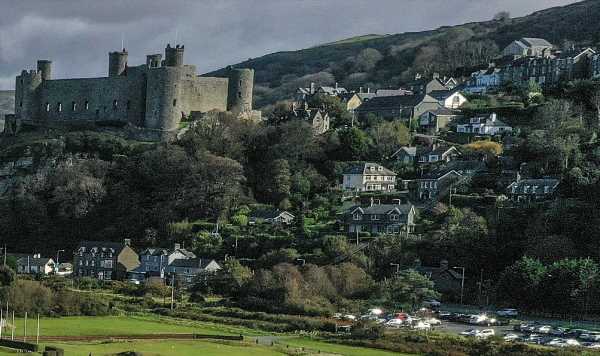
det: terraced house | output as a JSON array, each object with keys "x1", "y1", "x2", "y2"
[{"x1": 74, "y1": 239, "x2": 140, "y2": 280}]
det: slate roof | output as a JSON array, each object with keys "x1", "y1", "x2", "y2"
[
  {"x1": 416, "y1": 265, "x2": 463, "y2": 280},
  {"x1": 507, "y1": 178, "x2": 559, "y2": 195},
  {"x1": 318, "y1": 86, "x2": 348, "y2": 95},
  {"x1": 139, "y1": 248, "x2": 169, "y2": 256},
  {"x1": 169, "y1": 258, "x2": 218, "y2": 269},
  {"x1": 376, "y1": 89, "x2": 413, "y2": 97},
  {"x1": 420, "y1": 145, "x2": 461, "y2": 157},
  {"x1": 345, "y1": 203, "x2": 415, "y2": 224},
  {"x1": 17, "y1": 257, "x2": 53, "y2": 267},
  {"x1": 421, "y1": 160, "x2": 485, "y2": 179},
  {"x1": 77, "y1": 240, "x2": 127, "y2": 254},
  {"x1": 421, "y1": 106, "x2": 457, "y2": 116},
  {"x1": 391, "y1": 146, "x2": 417, "y2": 159},
  {"x1": 520, "y1": 38, "x2": 553, "y2": 48},
  {"x1": 355, "y1": 94, "x2": 426, "y2": 111},
  {"x1": 344, "y1": 162, "x2": 396, "y2": 176},
  {"x1": 251, "y1": 209, "x2": 294, "y2": 220}
]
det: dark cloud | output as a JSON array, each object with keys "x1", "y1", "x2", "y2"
[{"x1": 0, "y1": 0, "x2": 579, "y2": 89}]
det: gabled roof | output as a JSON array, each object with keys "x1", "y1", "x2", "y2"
[
  {"x1": 346, "y1": 203, "x2": 415, "y2": 223},
  {"x1": 520, "y1": 38, "x2": 553, "y2": 48},
  {"x1": 344, "y1": 162, "x2": 396, "y2": 176},
  {"x1": 77, "y1": 240, "x2": 127, "y2": 254},
  {"x1": 318, "y1": 86, "x2": 348, "y2": 95},
  {"x1": 420, "y1": 145, "x2": 461, "y2": 157},
  {"x1": 391, "y1": 146, "x2": 417, "y2": 158},
  {"x1": 251, "y1": 209, "x2": 294, "y2": 220},
  {"x1": 376, "y1": 89, "x2": 413, "y2": 97},
  {"x1": 169, "y1": 257, "x2": 220, "y2": 269},
  {"x1": 17, "y1": 257, "x2": 53, "y2": 267},
  {"x1": 420, "y1": 160, "x2": 485, "y2": 180},
  {"x1": 421, "y1": 106, "x2": 457, "y2": 117}
]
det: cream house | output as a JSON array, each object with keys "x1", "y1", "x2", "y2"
[{"x1": 342, "y1": 162, "x2": 397, "y2": 192}]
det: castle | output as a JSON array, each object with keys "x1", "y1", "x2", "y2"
[{"x1": 13, "y1": 44, "x2": 257, "y2": 140}]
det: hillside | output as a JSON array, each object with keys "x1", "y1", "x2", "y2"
[{"x1": 207, "y1": 0, "x2": 600, "y2": 108}]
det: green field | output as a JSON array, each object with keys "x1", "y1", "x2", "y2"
[
  {"x1": 8, "y1": 315, "x2": 264, "y2": 338},
  {"x1": 0, "y1": 316, "x2": 412, "y2": 355}
]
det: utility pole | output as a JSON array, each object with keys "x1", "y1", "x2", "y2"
[
  {"x1": 36, "y1": 314, "x2": 39, "y2": 345},
  {"x1": 453, "y1": 266, "x2": 465, "y2": 305},
  {"x1": 170, "y1": 274, "x2": 175, "y2": 311},
  {"x1": 11, "y1": 311, "x2": 14, "y2": 340},
  {"x1": 23, "y1": 312, "x2": 27, "y2": 343}
]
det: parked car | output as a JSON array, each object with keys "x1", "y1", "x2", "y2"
[
  {"x1": 537, "y1": 325, "x2": 552, "y2": 334},
  {"x1": 343, "y1": 314, "x2": 356, "y2": 321},
  {"x1": 460, "y1": 329, "x2": 479, "y2": 336},
  {"x1": 503, "y1": 333, "x2": 520, "y2": 342},
  {"x1": 385, "y1": 319, "x2": 404, "y2": 329},
  {"x1": 496, "y1": 308, "x2": 519, "y2": 317},
  {"x1": 550, "y1": 327, "x2": 567, "y2": 337},
  {"x1": 438, "y1": 311, "x2": 453, "y2": 320},
  {"x1": 587, "y1": 343, "x2": 600, "y2": 349},
  {"x1": 580, "y1": 333, "x2": 600, "y2": 342},
  {"x1": 413, "y1": 321, "x2": 431, "y2": 330},
  {"x1": 423, "y1": 300, "x2": 441, "y2": 309},
  {"x1": 476, "y1": 329, "x2": 495, "y2": 339},
  {"x1": 425, "y1": 317, "x2": 442, "y2": 326}
]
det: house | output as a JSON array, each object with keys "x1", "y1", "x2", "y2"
[
  {"x1": 427, "y1": 89, "x2": 468, "y2": 109},
  {"x1": 342, "y1": 92, "x2": 376, "y2": 112},
  {"x1": 465, "y1": 67, "x2": 502, "y2": 94},
  {"x1": 415, "y1": 260, "x2": 463, "y2": 296},
  {"x1": 342, "y1": 162, "x2": 397, "y2": 192},
  {"x1": 316, "y1": 84, "x2": 348, "y2": 96},
  {"x1": 391, "y1": 146, "x2": 417, "y2": 164},
  {"x1": 342, "y1": 201, "x2": 416, "y2": 235},
  {"x1": 354, "y1": 94, "x2": 441, "y2": 121},
  {"x1": 165, "y1": 258, "x2": 221, "y2": 284},
  {"x1": 131, "y1": 243, "x2": 198, "y2": 281},
  {"x1": 418, "y1": 107, "x2": 462, "y2": 134},
  {"x1": 16, "y1": 255, "x2": 55, "y2": 275},
  {"x1": 73, "y1": 239, "x2": 140, "y2": 281},
  {"x1": 416, "y1": 145, "x2": 461, "y2": 164},
  {"x1": 375, "y1": 88, "x2": 413, "y2": 97},
  {"x1": 249, "y1": 209, "x2": 295, "y2": 225},
  {"x1": 502, "y1": 38, "x2": 553, "y2": 57},
  {"x1": 412, "y1": 161, "x2": 485, "y2": 201},
  {"x1": 291, "y1": 104, "x2": 330, "y2": 135},
  {"x1": 456, "y1": 113, "x2": 512, "y2": 135},
  {"x1": 507, "y1": 178, "x2": 559, "y2": 203}
]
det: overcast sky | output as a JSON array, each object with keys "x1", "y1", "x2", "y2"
[{"x1": 0, "y1": 0, "x2": 580, "y2": 90}]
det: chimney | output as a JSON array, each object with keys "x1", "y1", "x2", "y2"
[
  {"x1": 367, "y1": 87, "x2": 371, "y2": 93},
  {"x1": 174, "y1": 243, "x2": 181, "y2": 250},
  {"x1": 370, "y1": 197, "x2": 374, "y2": 207},
  {"x1": 490, "y1": 113, "x2": 497, "y2": 122},
  {"x1": 440, "y1": 260, "x2": 449, "y2": 270},
  {"x1": 335, "y1": 82, "x2": 338, "y2": 90},
  {"x1": 359, "y1": 86, "x2": 363, "y2": 93},
  {"x1": 123, "y1": 239, "x2": 131, "y2": 247},
  {"x1": 34, "y1": 253, "x2": 41, "y2": 258},
  {"x1": 310, "y1": 82, "x2": 315, "y2": 94},
  {"x1": 433, "y1": 72, "x2": 440, "y2": 79}
]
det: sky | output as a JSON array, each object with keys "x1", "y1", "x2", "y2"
[{"x1": 0, "y1": 0, "x2": 580, "y2": 90}]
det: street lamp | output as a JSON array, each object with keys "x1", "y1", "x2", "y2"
[
  {"x1": 453, "y1": 266, "x2": 465, "y2": 305},
  {"x1": 56, "y1": 250, "x2": 65, "y2": 274},
  {"x1": 390, "y1": 263, "x2": 400, "y2": 274}
]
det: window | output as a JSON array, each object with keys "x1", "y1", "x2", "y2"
[
  {"x1": 91, "y1": 260, "x2": 95, "y2": 267},
  {"x1": 172, "y1": 99, "x2": 177, "y2": 107},
  {"x1": 84, "y1": 101, "x2": 89, "y2": 110},
  {"x1": 19, "y1": 101, "x2": 22, "y2": 107},
  {"x1": 371, "y1": 214, "x2": 380, "y2": 221},
  {"x1": 72, "y1": 102, "x2": 77, "y2": 111},
  {"x1": 238, "y1": 91, "x2": 242, "y2": 98},
  {"x1": 353, "y1": 213, "x2": 362, "y2": 221},
  {"x1": 57, "y1": 102, "x2": 62, "y2": 112},
  {"x1": 113, "y1": 100, "x2": 118, "y2": 109},
  {"x1": 45, "y1": 103, "x2": 50, "y2": 112},
  {"x1": 390, "y1": 214, "x2": 399, "y2": 221},
  {"x1": 126, "y1": 100, "x2": 131, "y2": 110},
  {"x1": 544, "y1": 186, "x2": 550, "y2": 194}
]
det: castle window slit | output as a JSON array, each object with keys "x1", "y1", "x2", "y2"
[
  {"x1": 72, "y1": 102, "x2": 77, "y2": 111},
  {"x1": 57, "y1": 102, "x2": 62, "y2": 112},
  {"x1": 45, "y1": 103, "x2": 50, "y2": 112},
  {"x1": 113, "y1": 100, "x2": 118, "y2": 110},
  {"x1": 126, "y1": 100, "x2": 131, "y2": 110},
  {"x1": 84, "y1": 101, "x2": 89, "y2": 110},
  {"x1": 172, "y1": 99, "x2": 177, "y2": 107}
]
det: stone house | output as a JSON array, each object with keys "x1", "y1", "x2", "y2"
[
  {"x1": 418, "y1": 107, "x2": 462, "y2": 134},
  {"x1": 341, "y1": 201, "x2": 416, "y2": 235},
  {"x1": 342, "y1": 92, "x2": 376, "y2": 113},
  {"x1": 391, "y1": 146, "x2": 417, "y2": 164},
  {"x1": 502, "y1": 38, "x2": 553, "y2": 57},
  {"x1": 507, "y1": 178, "x2": 560, "y2": 203},
  {"x1": 456, "y1": 113, "x2": 512, "y2": 135},
  {"x1": 411, "y1": 160, "x2": 485, "y2": 201},
  {"x1": 74, "y1": 239, "x2": 140, "y2": 280},
  {"x1": 16, "y1": 255, "x2": 55, "y2": 275},
  {"x1": 165, "y1": 258, "x2": 221, "y2": 284},
  {"x1": 342, "y1": 162, "x2": 397, "y2": 192}
]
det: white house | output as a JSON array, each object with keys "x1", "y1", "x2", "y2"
[
  {"x1": 502, "y1": 38, "x2": 553, "y2": 57},
  {"x1": 343, "y1": 162, "x2": 397, "y2": 192},
  {"x1": 456, "y1": 113, "x2": 512, "y2": 135},
  {"x1": 428, "y1": 90, "x2": 468, "y2": 109},
  {"x1": 16, "y1": 255, "x2": 55, "y2": 275}
]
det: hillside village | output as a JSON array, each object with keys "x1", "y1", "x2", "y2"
[{"x1": 3, "y1": 2, "x2": 600, "y2": 354}]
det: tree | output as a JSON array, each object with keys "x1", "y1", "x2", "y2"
[
  {"x1": 369, "y1": 121, "x2": 410, "y2": 158},
  {"x1": 381, "y1": 269, "x2": 439, "y2": 311},
  {"x1": 336, "y1": 127, "x2": 371, "y2": 161},
  {"x1": 209, "y1": 259, "x2": 253, "y2": 297},
  {"x1": 0, "y1": 266, "x2": 16, "y2": 287},
  {"x1": 493, "y1": 11, "x2": 510, "y2": 22},
  {"x1": 497, "y1": 257, "x2": 546, "y2": 310}
]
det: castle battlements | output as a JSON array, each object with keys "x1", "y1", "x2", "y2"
[{"x1": 14, "y1": 44, "x2": 256, "y2": 141}]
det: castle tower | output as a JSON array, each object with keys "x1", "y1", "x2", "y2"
[
  {"x1": 164, "y1": 44, "x2": 184, "y2": 67},
  {"x1": 226, "y1": 66, "x2": 254, "y2": 113},
  {"x1": 146, "y1": 54, "x2": 162, "y2": 68},
  {"x1": 15, "y1": 69, "x2": 42, "y2": 122},
  {"x1": 37, "y1": 60, "x2": 52, "y2": 81},
  {"x1": 108, "y1": 49, "x2": 128, "y2": 76}
]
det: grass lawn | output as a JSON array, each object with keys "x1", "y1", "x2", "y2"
[
  {"x1": 0, "y1": 340, "x2": 286, "y2": 356},
  {"x1": 280, "y1": 337, "x2": 412, "y2": 356},
  {"x1": 8, "y1": 315, "x2": 265, "y2": 338}
]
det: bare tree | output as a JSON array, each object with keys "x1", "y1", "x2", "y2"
[{"x1": 493, "y1": 11, "x2": 510, "y2": 22}]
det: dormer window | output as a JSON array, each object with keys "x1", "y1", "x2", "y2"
[
  {"x1": 378, "y1": 167, "x2": 383, "y2": 171},
  {"x1": 353, "y1": 213, "x2": 362, "y2": 221},
  {"x1": 371, "y1": 214, "x2": 380, "y2": 221},
  {"x1": 390, "y1": 214, "x2": 400, "y2": 221},
  {"x1": 370, "y1": 167, "x2": 375, "y2": 172}
]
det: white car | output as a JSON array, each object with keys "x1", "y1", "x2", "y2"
[
  {"x1": 413, "y1": 321, "x2": 431, "y2": 331},
  {"x1": 460, "y1": 329, "x2": 479, "y2": 336},
  {"x1": 503, "y1": 333, "x2": 519, "y2": 342},
  {"x1": 537, "y1": 325, "x2": 552, "y2": 334},
  {"x1": 496, "y1": 308, "x2": 518, "y2": 317},
  {"x1": 580, "y1": 333, "x2": 600, "y2": 341},
  {"x1": 385, "y1": 319, "x2": 404, "y2": 329},
  {"x1": 425, "y1": 318, "x2": 442, "y2": 326},
  {"x1": 476, "y1": 329, "x2": 495, "y2": 339},
  {"x1": 343, "y1": 314, "x2": 356, "y2": 321}
]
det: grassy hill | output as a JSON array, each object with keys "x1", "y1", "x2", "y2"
[{"x1": 206, "y1": 0, "x2": 600, "y2": 108}]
